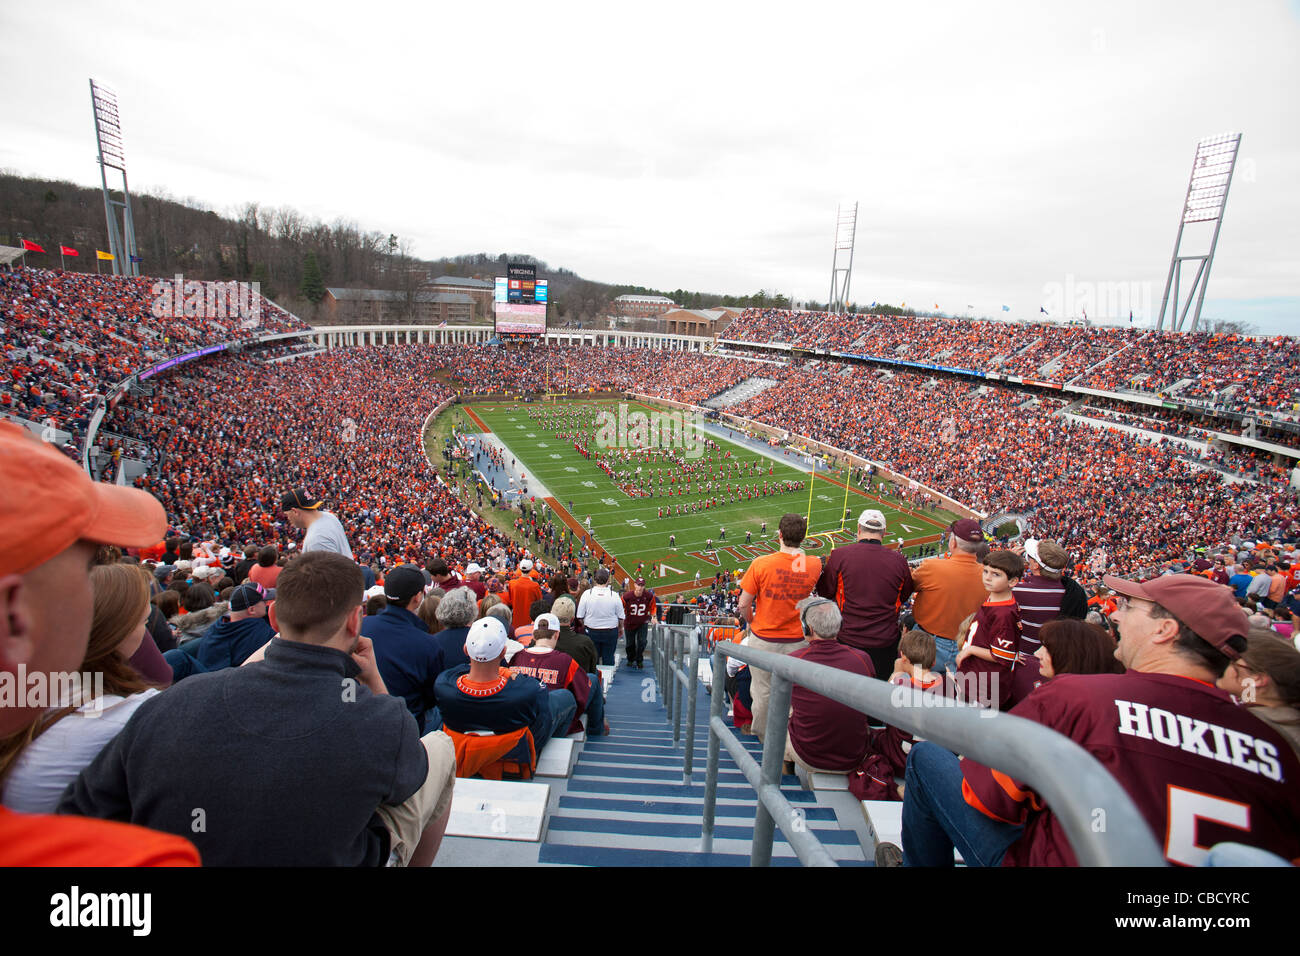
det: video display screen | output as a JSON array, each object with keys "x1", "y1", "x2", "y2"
[{"x1": 494, "y1": 301, "x2": 546, "y2": 335}]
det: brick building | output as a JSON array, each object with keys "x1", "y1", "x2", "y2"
[
  {"x1": 431, "y1": 275, "x2": 495, "y2": 319},
  {"x1": 661, "y1": 307, "x2": 741, "y2": 338},
  {"x1": 319, "y1": 287, "x2": 474, "y2": 326},
  {"x1": 614, "y1": 294, "x2": 677, "y2": 318}
]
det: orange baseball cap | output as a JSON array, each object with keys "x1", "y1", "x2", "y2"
[{"x1": 0, "y1": 421, "x2": 167, "y2": 576}]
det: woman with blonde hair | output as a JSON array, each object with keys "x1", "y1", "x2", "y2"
[{"x1": 1, "y1": 564, "x2": 165, "y2": 812}]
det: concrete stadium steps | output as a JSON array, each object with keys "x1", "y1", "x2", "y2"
[
  {"x1": 703, "y1": 376, "x2": 781, "y2": 410},
  {"x1": 537, "y1": 657, "x2": 869, "y2": 866}
]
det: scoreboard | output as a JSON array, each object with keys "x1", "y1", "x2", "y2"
[{"x1": 494, "y1": 262, "x2": 547, "y2": 335}]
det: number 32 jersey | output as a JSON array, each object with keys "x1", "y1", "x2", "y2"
[{"x1": 960, "y1": 671, "x2": 1300, "y2": 866}]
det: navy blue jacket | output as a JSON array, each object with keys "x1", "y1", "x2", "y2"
[
  {"x1": 196, "y1": 615, "x2": 276, "y2": 672},
  {"x1": 362, "y1": 605, "x2": 443, "y2": 734},
  {"x1": 430, "y1": 625, "x2": 472, "y2": 674},
  {"x1": 434, "y1": 663, "x2": 549, "y2": 748}
]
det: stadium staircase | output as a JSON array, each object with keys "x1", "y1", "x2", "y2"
[
  {"x1": 703, "y1": 376, "x2": 781, "y2": 410},
  {"x1": 434, "y1": 648, "x2": 873, "y2": 866},
  {"x1": 537, "y1": 661, "x2": 868, "y2": 866}
]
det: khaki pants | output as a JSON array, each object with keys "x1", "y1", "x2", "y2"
[
  {"x1": 783, "y1": 736, "x2": 846, "y2": 776},
  {"x1": 375, "y1": 731, "x2": 456, "y2": 867},
  {"x1": 744, "y1": 634, "x2": 808, "y2": 742}
]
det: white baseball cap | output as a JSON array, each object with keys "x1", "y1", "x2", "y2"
[
  {"x1": 465, "y1": 562, "x2": 484, "y2": 575},
  {"x1": 858, "y1": 508, "x2": 887, "y2": 531},
  {"x1": 465, "y1": 617, "x2": 508, "y2": 662},
  {"x1": 532, "y1": 612, "x2": 560, "y2": 633},
  {"x1": 519, "y1": 559, "x2": 533, "y2": 571}
]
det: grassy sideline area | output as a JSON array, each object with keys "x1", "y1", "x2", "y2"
[{"x1": 423, "y1": 395, "x2": 962, "y2": 598}]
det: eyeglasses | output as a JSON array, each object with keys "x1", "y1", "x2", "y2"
[{"x1": 1115, "y1": 595, "x2": 1153, "y2": 614}]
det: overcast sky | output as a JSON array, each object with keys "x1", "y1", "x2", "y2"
[{"x1": 2, "y1": 0, "x2": 1297, "y2": 332}]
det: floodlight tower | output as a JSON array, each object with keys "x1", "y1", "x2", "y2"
[
  {"x1": 89, "y1": 79, "x2": 139, "y2": 277},
  {"x1": 1156, "y1": 133, "x2": 1241, "y2": 332},
  {"x1": 828, "y1": 202, "x2": 857, "y2": 313}
]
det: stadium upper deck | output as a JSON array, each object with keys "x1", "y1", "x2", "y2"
[{"x1": 721, "y1": 308, "x2": 1300, "y2": 417}]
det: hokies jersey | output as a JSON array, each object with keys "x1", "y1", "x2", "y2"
[
  {"x1": 961, "y1": 671, "x2": 1300, "y2": 866},
  {"x1": 622, "y1": 589, "x2": 658, "y2": 630}
]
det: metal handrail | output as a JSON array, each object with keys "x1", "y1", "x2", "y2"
[{"x1": 648, "y1": 621, "x2": 1166, "y2": 867}]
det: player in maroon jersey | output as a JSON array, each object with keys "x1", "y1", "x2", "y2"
[
  {"x1": 895, "y1": 573, "x2": 1300, "y2": 866},
  {"x1": 621, "y1": 578, "x2": 658, "y2": 670}
]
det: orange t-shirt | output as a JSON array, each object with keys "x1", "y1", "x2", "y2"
[
  {"x1": 0, "y1": 807, "x2": 200, "y2": 867},
  {"x1": 740, "y1": 551, "x2": 823, "y2": 642},
  {"x1": 505, "y1": 576, "x2": 543, "y2": 630},
  {"x1": 247, "y1": 563, "x2": 282, "y2": 588}
]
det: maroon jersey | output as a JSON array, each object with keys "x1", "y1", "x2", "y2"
[
  {"x1": 788, "y1": 641, "x2": 875, "y2": 771},
  {"x1": 815, "y1": 540, "x2": 914, "y2": 650},
  {"x1": 509, "y1": 647, "x2": 590, "y2": 735},
  {"x1": 622, "y1": 589, "x2": 657, "y2": 630},
  {"x1": 957, "y1": 599, "x2": 1019, "y2": 709},
  {"x1": 962, "y1": 671, "x2": 1300, "y2": 867}
]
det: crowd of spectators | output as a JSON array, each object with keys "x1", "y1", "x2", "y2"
[
  {"x1": 1, "y1": 267, "x2": 307, "y2": 429},
  {"x1": 730, "y1": 362, "x2": 1298, "y2": 578},
  {"x1": 722, "y1": 308, "x2": 1300, "y2": 415}
]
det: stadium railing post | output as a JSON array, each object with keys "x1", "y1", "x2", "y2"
[
  {"x1": 701, "y1": 644, "x2": 726, "y2": 855},
  {"x1": 751, "y1": 672, "x2": 794, "y2": 868},
  {"x1": 703, "y1": 641, "x2": 1165, "y2": 866},
  {"x1": 672, "y1": 629, "x2": 685, "y2": 749},
  {"x1": 664, "y1": 629, "x2": 677, "y2": 735},
  {"x1": 683, "y1": 627, "x2": 700, "y2": 783}
]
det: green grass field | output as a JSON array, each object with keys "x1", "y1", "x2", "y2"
[{"x1": 460, "y1": 398, "x2": 958, "y2": 596}]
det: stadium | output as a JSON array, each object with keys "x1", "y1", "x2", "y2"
[{"x1": 1, "y1": 3, "x2": 1299, "y2": 905}]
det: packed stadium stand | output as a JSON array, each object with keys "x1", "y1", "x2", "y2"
[
  {"x1": 721, "y1": 308, "x2": 1300, "y2": 418},
  {"x1": 4, "y1": 268, "x2": 1299, "y2": 869}
]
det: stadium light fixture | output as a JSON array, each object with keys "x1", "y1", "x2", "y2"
[
  {"x1": 90, "y1": 78, "x2": 140, "y2": 277},
  {"x1": 1156, "y1": 132, "x2": 1241, "y2": 332}
]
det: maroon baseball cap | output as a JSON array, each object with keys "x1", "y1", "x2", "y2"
[
  {"x1": 949, "y1": 518, "x2": 984, "y2": 543},
  {"x1": 1103, "y1": 573, "x2": 1244, "y2": 659}
]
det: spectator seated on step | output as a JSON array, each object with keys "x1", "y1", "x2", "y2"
[
  {"x1": 509, "y1": 616, "x2": 591, "y2": 736},
  {"x1": 784, "y1": 596, "x2": 876, "y2": 775},
  {"x1": 361, "y1": 565, "x2": 445, "y2": 735},
  {"x1": 435, "y1": 618, "x2": 574, "y2": 775}
]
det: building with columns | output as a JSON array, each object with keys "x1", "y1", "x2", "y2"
[{"x1": 304, "y1": 324, "x2": 716, "y2": 352}]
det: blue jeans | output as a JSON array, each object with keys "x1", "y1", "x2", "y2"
[
  {"x1": 538, "y1": 689, "x2": 576, "y2": 750},
  {"x1": 901, "y1": 741, "x2": 1023, "y2": 867},
  {"x1": 931, "y1": 636, "x2": 958, "y2": 676},
  {"x1": 163, "y1": 647, "x2": 207, "y2": 683},
  {"x1": 587, "y1": 627, "x2": 619, "y2": 666},
  {"x1": 585, "y1": 673, "x2": 606, "y2": 736}
]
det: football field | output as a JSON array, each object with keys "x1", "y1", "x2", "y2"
[{"x1": 461, "y1": 398, "x2": 957, "y2": 597}]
